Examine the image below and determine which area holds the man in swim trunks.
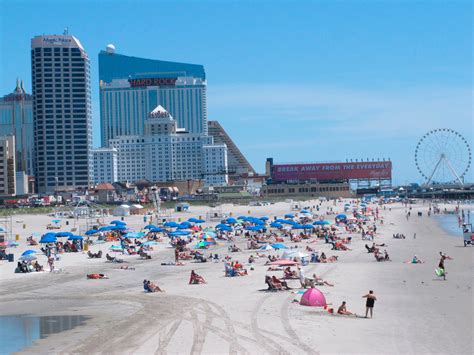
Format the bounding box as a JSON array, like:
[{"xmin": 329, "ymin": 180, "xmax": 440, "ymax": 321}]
[
  {"xmin": 337, "ymin": 301, "xmax": 353, "ymax": 315},
  {"xmin": 363, "ymin": 290, "xmax": 377, "ymax": 318}
]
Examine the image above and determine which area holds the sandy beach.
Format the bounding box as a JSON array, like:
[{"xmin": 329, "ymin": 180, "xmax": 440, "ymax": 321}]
[{"xmin": 0, "ymin": 199, "xmax": 472, "ymax": 355}]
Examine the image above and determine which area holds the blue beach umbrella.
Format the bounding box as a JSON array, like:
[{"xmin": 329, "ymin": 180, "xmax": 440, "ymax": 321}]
[
  {"xmin": 85, "ymin": 229, "xmax": 99, "ymax": 235},
  {"xmin": 188, "ymin": 218, "xmax": 205, "ymax": 224},
  {"xmin": 284, "ymin": 214, "xmax": 294, "ymax": 219},
  {"xmin": 149, "ymin": 227, "xmax": 166, "ymax": 233},
  {"xmin": 111, "ymin": 220, "xmax": 126, "ymax": 225},
  {"xmin": 164, "ymin": 221, "xmax": 180, "ymax": 228},
  {"xmin": 292, "ymin": 224, "xmax": 305, "ymax": 230},
  {"xmin": 21, "ymin": 250, "xmax": 37, "ymax": 256},
  {"xmin": 302, "ymin": 224, "xmax": 315, "ymax": 229},
  {"xmin": 52, "ymin": 219, "xmax": 61, "ymax": 224},
  {"xmin": 40, "ymin": 235, "xmax": 57, "ymax": 243},
  {"xmin": 144, "ymin": 224, "xmax": 157, "ymax": 230},
  {"xmin": 169, "ymin": 230, "xmax": 191, "ymax": 237},
  {"xmin": 226, "ymin": 217, "xmax": 238, "ymax": 224},
  {"xmin": 336, "ymin": 214, "xmax": 347, "ymax": 220},
  {"xmin": 260, "ymin": 216, "xmax": 269, "ymax": 221},
  {"xmin": 271, "ymin": 243, "xmax": 288, "ymax": 249},
  {"xmin": 270, "ymin": 222, "xmax": 283, "ymax": 229},
  {"xmin": 68, "ymin": 235, "xmax": 83, "ymax": 241},
  {"xmin": 313, "ymin": 220, "xmax": 331, "ymax": 225},
  {"xmin": 56, "ymin": 231, "xmax": 74, "ymax": 238}
]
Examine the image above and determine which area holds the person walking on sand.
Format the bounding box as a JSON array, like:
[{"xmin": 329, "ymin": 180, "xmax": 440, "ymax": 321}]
[
  {"xmin": 438, "ymin": 252, "xmax": 453, "ymax": 280},
  {"xmin": 363, "ymin": 290, "xmax": 377, "ymax": 318}
]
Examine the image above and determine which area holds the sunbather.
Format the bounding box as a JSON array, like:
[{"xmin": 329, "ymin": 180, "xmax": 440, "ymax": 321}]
[
  {"xmin": 337, "ymin": 301, "xmax": 354, "ymax": 315},
  {"xmin": 189, "ymin": 270, "xmax": 206, "ymax": 284},
  {"xmin": 312, "ymin": 273, "xmax": 334, "ymax": 287}
]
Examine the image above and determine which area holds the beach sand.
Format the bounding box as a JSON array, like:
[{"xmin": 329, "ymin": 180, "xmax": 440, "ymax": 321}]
[{"xmin": 0, "ymin": 200, "xmax": 472, "ymax": 354}]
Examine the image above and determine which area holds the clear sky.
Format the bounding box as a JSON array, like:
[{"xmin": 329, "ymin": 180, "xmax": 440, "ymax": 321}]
[{"xmin": 0, "ymin": 0, "xmax": 472, "ymax": 184}]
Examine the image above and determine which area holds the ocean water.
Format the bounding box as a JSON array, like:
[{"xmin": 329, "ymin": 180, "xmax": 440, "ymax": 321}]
[
  {"xmin": 435, "ymin": 210, "xmax": 473, "ymax": 237},
  {"xmin": 0, "ymin": 315, "xmax": 89, "ymax": 354}
]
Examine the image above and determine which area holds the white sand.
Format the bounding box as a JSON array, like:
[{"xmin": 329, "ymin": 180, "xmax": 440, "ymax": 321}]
[{"xmin": 0, "ymin": 200, "xmax": 472, "ymax": 354}]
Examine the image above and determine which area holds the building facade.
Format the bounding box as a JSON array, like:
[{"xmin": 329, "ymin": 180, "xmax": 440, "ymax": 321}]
[
  {"xmin": 261, "ymin": 182, "xmax": 352, "ymax": 199},
  {"xmin": 92, "ymin": 147, "xmax": 118, "ymax": 185},
  {"xmin": 0, "ymin": 80, "xmax": 34, "ymax": 175},
  {"xmin": 109, "ymin": 106, "xmax": 227, "ymax": 185},
  {"xmin": 31, "ymin": 35, "xmax": 93, "ymax": 194},
  {"xmin": 0, "ymin": 135, "xmax": 16, "ymax": 196},
  {"xmin": 99, "ymin": 46, "xmax": 207, "ymax": 146},
  {"xmin": 208, "ymin": 121, "xmax": 254, "ymax": 175}
]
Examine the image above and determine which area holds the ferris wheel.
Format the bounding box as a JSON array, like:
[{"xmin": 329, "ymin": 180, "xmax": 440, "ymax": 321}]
[{"xmin": 415, "ymin": 129, "xmax": 471, "ymax": 185}]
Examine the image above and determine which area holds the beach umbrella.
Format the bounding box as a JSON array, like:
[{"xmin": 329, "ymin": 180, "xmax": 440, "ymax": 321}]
[
  {"xmin": 336, "ymin": 214, "xmax": 347, "ymax": 220},
  {"xmin": 68, "ymin": 235, "xmax": 83, "ymax": 241},
  {"xmin": 270, "ymin": 222, "xmax": 283, "ymax": 229},
  {"xmin": 259, "ymin": 244, "xmax": 274, "ymax": 251},
  {"xmin": 302, "ymin": 224, "xmax": 315, "ymax": 229},
  {"xmin": 245, "ymin": 225, "xmax": 263, "ymax": 231},
  {"xmin": 56, "ymin": 231, "xmax": 74, "ymax": 238},
  {"xmin": 188, "ymin": 217, "xmax": 205, "ymax": 223},
  {"xmin": 247, "ymin": 217, "xmax": 264, "ymax": 225},
  {"xmin": 109, "ymin": 245, "xmax": 123, "ymax": 251},
  {"xmin": 313, "ymin": 220, "xmax": 331, "ymax": 225},
  {"xmin": 19, "ymin": 254, "xmax": 37, "ymax": 261},
  {"xmin": 110, "ymin": 220, "xmax": 126, "ymax": 225},
  {"xmin": 226, "ymin": 217, "xmax": 238, "ymax": 224},
  {"xmin": 144, "ymin": 224, "xmax": 157, "ymax": 230},
  {"xmin": 260, "ymin": 216, "xmax": 269, "ymax": 221},
  {"xmin": 164, "ymin": 221, "xmax": 180, "ymax": 228},
  {"xmin": 281, "ymin": 220, "xmax": 297, "ymax": 225},
  {"xmin": 271, "ymin": 243, "xmax": 288, "ymax": 249},
  {"xmin": 300, "ymin": 209, "xmax": 310, "ymax": 214},
  {"xmin": 124, "ymin": 232, "xmax": 145, "ymax": 238},
  {"xmin": 291, "ymin": 224, "xmax": 305, "ymax": 230},
  {"xmin": 169, "ymin": 230, "xmax": 191, "ymax": 237},
  {"xmin": 300, "ymin": 288, "xmax": 327, "ymax": 307},
  {"xmin": 21, "ymin": 250, "xmax": 37, "ymax": 256},
  {"xmin": 40, "ymin": 235, "xmax": 57, "ymax": 243},
  {"xmin": 179, "ymin": 221, "xmax": 192, "ymax": 228},
  {"xmin": 142, "ymin": 241, "xmax": 158, "ymax": 246},
  {"xmin": 201, "ymin": 231, "xmax": 217, "ymax": 238},
  {"xmin": 282, "ymin": 250, "xmax": 308, "ymax": 259},
  {"xmin": 275, "ymin": 219, "xmax": 287, "ymax": 223},
  {"xmin": 237, "ymin": 216, "xmax": 248, "ymax": 220},
  {"xmin": 149, "ymin": 227, "xmax": 166, "ymax": 233},
  {"xmin": 85, "ymin": 229, "xmax": 99, "ymax": 235},
  {"xmin": 52, "ymin": 219, "xmax": 61, "ymax": 224},
  {"xmin": 284, "ymin": 214, "xmax": 294, "ymax": 219},
  {"xmin": 195, "ymin": 241, "xmax": 212, "ymax": 249}
]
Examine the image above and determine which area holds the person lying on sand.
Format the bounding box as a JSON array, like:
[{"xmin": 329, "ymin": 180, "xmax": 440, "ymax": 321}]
[
  {"xmin": 87, "ymin": 274, "xmax": 108, "ymax": 279},
  {"xmin": 311, "ymin": 273, "xmax": 334, "ymax": 287},
  {"xmin": 284, "ymin": 267, "xmax": 298, "ymax": 279},
  {"xmin": 119, "ymin": 265, "xmax": 135, "ymax": 270}
]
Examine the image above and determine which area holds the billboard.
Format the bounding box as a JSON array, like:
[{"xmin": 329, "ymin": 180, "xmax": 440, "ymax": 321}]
[{"xmin": 271, "ymin": 161, "xmax": 392, "ymax": 182}]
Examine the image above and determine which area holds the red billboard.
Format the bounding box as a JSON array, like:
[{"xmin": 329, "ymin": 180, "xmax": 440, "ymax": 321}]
[{"xmin": 271, "ymin": 161, "xmax": 392, "ymax": 182}]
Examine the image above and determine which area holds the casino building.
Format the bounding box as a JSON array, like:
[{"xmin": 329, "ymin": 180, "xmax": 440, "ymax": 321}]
[{"xmin": 99, "ymin": 45, "xmax": 207, "ymax": 146}]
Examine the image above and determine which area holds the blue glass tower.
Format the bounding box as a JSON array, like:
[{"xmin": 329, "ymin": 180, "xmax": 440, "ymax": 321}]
[{"xmin": 99, "ymin": 46, "xmax": 208, "ymax": 146}]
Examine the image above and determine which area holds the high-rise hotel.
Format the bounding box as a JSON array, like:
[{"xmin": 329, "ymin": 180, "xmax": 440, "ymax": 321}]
[
  {"xmin": 99, "ymin": 45, "xmax": 207, "ymax": 146},
  {"xmin": 31, "ymin": 35, "xmax": 92, "ymax": 193}
]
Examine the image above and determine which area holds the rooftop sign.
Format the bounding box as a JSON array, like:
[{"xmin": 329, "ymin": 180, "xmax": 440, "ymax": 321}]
[{"xmin": 128, "ymin": 78, "xmax": 177, "ymax": 87}]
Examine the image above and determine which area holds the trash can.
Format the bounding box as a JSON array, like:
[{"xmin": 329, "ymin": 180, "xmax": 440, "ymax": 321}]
[
  {"xmin": 84, "ymin": 243, "xmax": 89, "ymax": 251},
  {"xmin": 8, "ymin": 253, "xmax": 14, "ymax": 262},
  {"xmin": 23, "ymin": 224, "xmax": 26, "ymax": 229},
  {"xmin": 16, "ymin": 234, "xmax": 20, "ymax": 241}
]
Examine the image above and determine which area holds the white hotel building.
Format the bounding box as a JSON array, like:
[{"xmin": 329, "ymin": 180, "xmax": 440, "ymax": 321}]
[
  {"xmin": 92, "ymin": 147, "xmax": 118, "ymax": 184},
  {"xmin": 107, "ymin": 106, "xmax": 227, "ymax": 186}
]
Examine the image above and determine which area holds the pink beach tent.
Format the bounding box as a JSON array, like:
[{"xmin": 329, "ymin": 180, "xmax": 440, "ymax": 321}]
[{"xmin": 300, "ymin": 288, "xmax": 327, "ymax": 307}]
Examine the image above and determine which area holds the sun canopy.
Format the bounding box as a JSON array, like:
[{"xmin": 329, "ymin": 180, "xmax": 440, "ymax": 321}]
[
  {"xmin": 270, "ymin": 222, "xmax": 283, "ymax": 229},
  {"xmin": 56, "ymin": 231, "xmax": 74, "ymax": 238},
  {"xmin": 300, "ymin": 288, "xmax": 327, "ymax": 307},
  {"xmin": 111, "ymin": 220, "xmax": 126, "ymax": 225},
  {"xmin": 164, "ymin": 221, "xmax": 180, "ymax": 228},
  {"xmin": 169, "ymin": 230, "xmax": 191, "ymax": 236},
  {"xmin": 259, "ymin": 244, "xmax": 274, "ymax": 251},
  {"xmin": 85, "ymin": 229, "xmax": 99, "ymax": 235},
  {"xmin": 284, "ymin": 214, "xmax": 294, "ymax": 218},
  {"xmin": 68, "ymin": 235, "xmax": 83, "ymax": 240},
  {"xmin": 144, "ymin": 224, "xmax": 157, "ymax": 230},
  {"xmin": 188, "ymin": 217, "xmax": 205, "ymax": 223},
  {"xmin": 21, "ymin": 250, "xmax": 37, "ymax": 256},
  {"xmin": 313, "ymin": 220, "xmax": 331, "ymax": 225},
  {"xmin": 245, "ymin": 225, "xmax": 264, "ymax": 231}
]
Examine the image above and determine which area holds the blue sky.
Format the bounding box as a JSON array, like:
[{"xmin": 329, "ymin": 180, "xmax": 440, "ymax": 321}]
[{"xmin": 0, "ymin": 0, "xmax": 472, "ymax": 184}]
